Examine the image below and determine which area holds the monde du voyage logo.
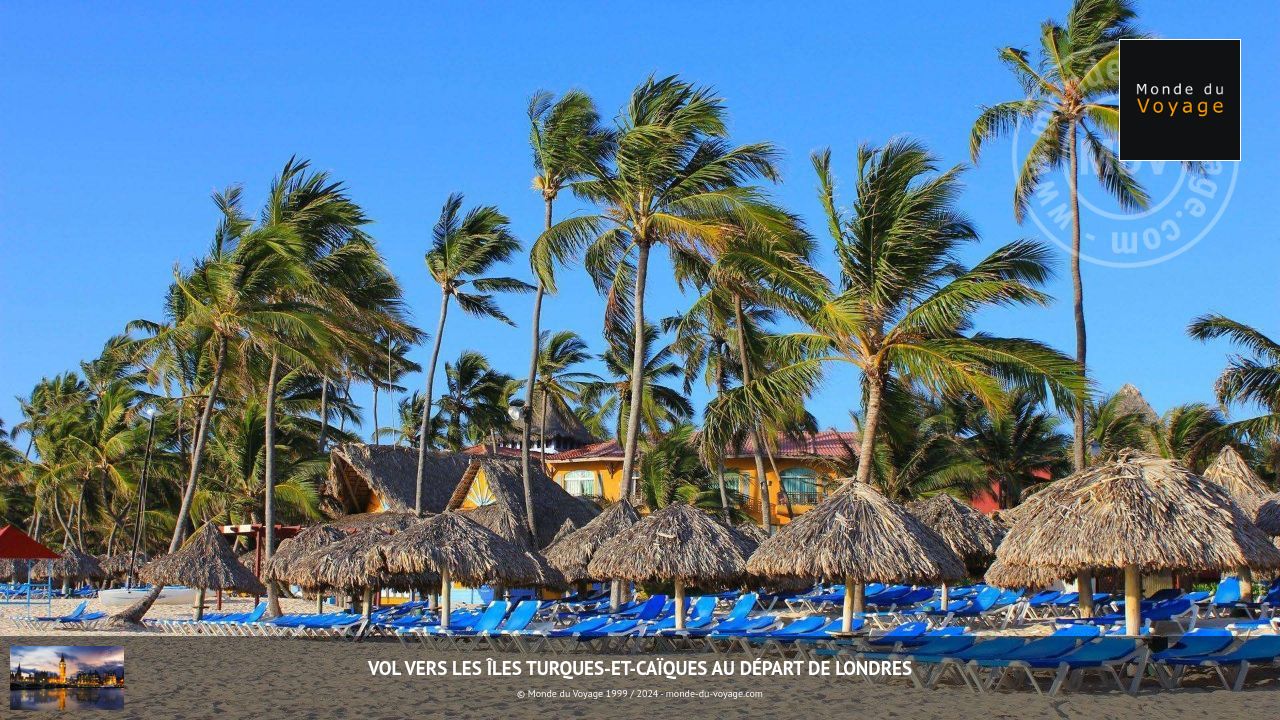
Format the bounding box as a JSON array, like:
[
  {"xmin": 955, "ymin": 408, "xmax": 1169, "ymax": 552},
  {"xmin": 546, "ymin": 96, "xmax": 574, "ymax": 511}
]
[{"xmin": 1120, "ymin": 39, "xmax": 1241, "ymax": 162}]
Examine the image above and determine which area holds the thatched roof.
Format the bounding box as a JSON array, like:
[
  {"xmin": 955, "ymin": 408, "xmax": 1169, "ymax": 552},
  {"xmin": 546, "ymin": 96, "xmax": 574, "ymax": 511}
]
[
  {"xmin": 100, "ymin": 553, "xmax": 148, "ymax": 580},
  {"xmin": 466, "ymin": 457, "xmax": 599, "ymax": 548},
  {"xmin": 367, "ymin": 511, "xmax": 540, "ymax": 587},
  {"xmin": 31, "ymin": 548, "xmax": 106, "ymax": 581},
  {"xmin": 1114, "ymin": 383, "xmax": 1159, "ymax": 424},
  {"xmin": 543, "ymin": 500, "xmax": 640, "ymax": 583},
  {"xmin": 323, "ymin": 446, "xmax": 598, "ymax": 549},
  {"xmin": 262, "ymin": 524, "xmax": 347, "ymax": 584},
  {"xmin": 587, "ymin": 503, "xmax": 751, "ymax": 586},
  {"xmin": 288, "ymin": 528, "xmax": 438, "ymax": 593},
  {"xmin": 907, "ymin": 494, "xmax": 1004, "ymax": 563},
  {"xmin": 992, "ymin": 451, "xmax": 1280, "ymax": 580},
  {"xmin": 139, "ymin": 523, "xmax": 266, "ymax": 593},
  {"xmin": 329, "ymin": 511, "xmax": 419, "ymax": 532},
  {"xmin": 747, "ymin": 481, "xmax": 966, "ymax": 584},
  {"xmin": 984, "ymin": 557, "xmax": 1072, "ymax": 589},
  {"xmin": 1256, "ymin": 494, "xmax": 1280, "ymax": 536},
  {"xmin": 1203, "ymin": 445, "xmax": 1270, "ymax": 517},
  {"xmin": 504, "ymin": 390, "xmax": 597, "ymax": 445},
  {"xmin": 324, "ymin": 444, "xmax": 473, "ymax": 515},
  {"xmin": 550, "ymin": 518, "xmax": 580, "ymax": 544}
]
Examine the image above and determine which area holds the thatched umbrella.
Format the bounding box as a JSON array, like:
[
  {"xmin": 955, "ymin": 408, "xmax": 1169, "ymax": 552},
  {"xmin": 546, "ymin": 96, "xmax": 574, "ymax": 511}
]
[
  {"xmin": 588, "ymin": 503, "xmax": 751, "ymax": 630},
  {"xmin": 366, "ymin": 511, "xmax": 539, "ymax": 628},
  {"xmin": 32, "ymin": 548, "xmax": 106, "ymax": 587},
  {"xmin": 263, "ymin": 523, "xmax": 347, "ymax": 612},
  {"xmin": 1203, "ymin": 445, "xmax": 1273, "ymax": 599},
  {"xmin": 288, "ymin": 528, "xmax": 438, "ymax": 620},
  {"xmin": 1257, "ymin": 494, "xmax": 1280, "ymax": 537},
  {"xmin": 549, "ymin": 518, "xmax": 580, "ymax": 545},
  {"xmin": 748, "ymin": 481, "xmax": 965, "ymax": 632},
  {"xmin": 908, "ymin": 493, "xmax": 1005, "ymax": 607},
  {"xmin": 329, "ymin": 512, "xmax": 419, "ymax": 532},
  {"xmin": 100, "ymin": 552, "xmax": 149, "ymax": 582},
  {"xmin": 140, "ymin": 523, "xmax": 266, "ymax": 620},
  {"xmin": 990, "ymin": 451, "xmax": 1280, "ymax": 635},
  {"xmin": 543, "ymin": 500, "xmax": 640, "ymax": 584}
]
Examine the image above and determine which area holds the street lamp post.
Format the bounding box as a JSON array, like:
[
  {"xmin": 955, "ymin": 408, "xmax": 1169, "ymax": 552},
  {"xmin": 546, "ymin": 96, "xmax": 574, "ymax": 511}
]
[{"xmin": 125, "ymin": 406, "xmax": 158, "ymax": 590}]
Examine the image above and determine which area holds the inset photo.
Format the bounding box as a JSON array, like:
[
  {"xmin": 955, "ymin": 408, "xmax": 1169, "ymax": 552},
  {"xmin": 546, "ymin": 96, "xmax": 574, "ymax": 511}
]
[{"xmin": 9, "ymin": 646, "xmax": 124, "ymax": 711}]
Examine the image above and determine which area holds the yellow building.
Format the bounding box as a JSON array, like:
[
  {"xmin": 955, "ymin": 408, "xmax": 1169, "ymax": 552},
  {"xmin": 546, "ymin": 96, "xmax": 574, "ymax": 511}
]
[{"xmin": 546, "ymin": 431, "xmax": 857, "ymax": 526}]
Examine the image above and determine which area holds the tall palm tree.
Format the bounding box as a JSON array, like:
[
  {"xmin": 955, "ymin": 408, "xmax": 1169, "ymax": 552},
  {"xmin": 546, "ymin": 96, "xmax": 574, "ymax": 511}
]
[
  {"xmin": 1188, "ymin": 314, "xmax": 1280, "ymax": 440},
  {"xmin": 1084, "ymin": 390, "xmax": 1151, "ymax": 460},
  {"xmin": 971, "ymin": 0, "xmax": 1146, "ymax": 471},
  {"xmin": 415, "ymin": 194, "xmax": 531, "ymax": 513},
  {"xmin": 357, "ymin": 334, "xmax": 419, "ymax": 446},
  {"xmin": 1144, "ymin": 402, "xmax": 1228, "ymax": 472},
  {"xmin": 521, "ymin": 90, "xmax": 612, "ymax": 537},
  {"xmin": 535, "ymin": 75, "xmax": 786, "ymax": 500},
  {"xmin": 435, "ymin": 350, "xmax": 512, "ymax": 451},
  {"xmin": 708, "ymin": 140, "xmax": 1085, "ymax": 502}
]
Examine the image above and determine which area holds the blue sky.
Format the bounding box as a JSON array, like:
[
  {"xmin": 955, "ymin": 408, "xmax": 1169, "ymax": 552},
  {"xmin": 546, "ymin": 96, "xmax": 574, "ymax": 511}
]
[{"xmin": 2, "ymin": 1, "xmax": 1277, "ymax": 439}]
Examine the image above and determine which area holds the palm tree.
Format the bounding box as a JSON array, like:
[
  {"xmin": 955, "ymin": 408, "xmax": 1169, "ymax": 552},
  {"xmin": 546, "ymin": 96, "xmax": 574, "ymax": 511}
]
[
  {"xmin": 1188, "ymin": 314, "xmax": 1280, "ymax": 441},
  {"xmin": 971, "ymin": 0, "xmax": 1146, "ymax": 471},
  {"xmin": 435, "ymin": 350, "xmax": 512, "ymax": 451},
  {"xmin": 414, "ymin": 194, "xmax": 532, "ymax": 514},
  {"xmin": 708, "ymin": 140, "xmax": 1086, "ymax": 500},
  {"xmin": 530, "ymin": 330, "xmax": 599, "ymax": 455},
  {"xmin": 578, "ymin": 322, "xmax": 693, "ymax": 452},
  {"xmin": 357, "ymin": 333, "xmax": 419, "ymax": 446},
  {"xmin": 1144, "ymin": 402, "xmax": 1228, "ymax": 471},
  {"xmin": 952, "ymin": 389, "xmax": 1071, "ymax": 507},
  {"xmin": 1084, "ymin": 390, "xmax": 1152, "ymax": 460},
  {"xmin": 520, "ymin": 90, "xmax": 613, "ymax": 537},
  {"xmin": 535, "ymin": 75, "xmax": 786, "ymax": 500}
]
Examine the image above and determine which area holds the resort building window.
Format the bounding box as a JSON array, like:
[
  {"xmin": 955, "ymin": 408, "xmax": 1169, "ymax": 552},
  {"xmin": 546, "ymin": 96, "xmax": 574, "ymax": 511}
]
[
  {"xmin": 563, "ymin": 470, "xmax": 598, "ymax": 498},
  {"xmin": 780, "ymin": 468, "xmax": 821, "ymax": 504}
]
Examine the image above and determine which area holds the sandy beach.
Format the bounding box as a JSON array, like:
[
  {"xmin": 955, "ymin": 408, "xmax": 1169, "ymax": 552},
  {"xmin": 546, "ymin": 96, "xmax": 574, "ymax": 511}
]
[{"xmin": 3, "ymin": 598, "xmax": 1275, "ymax": 719}]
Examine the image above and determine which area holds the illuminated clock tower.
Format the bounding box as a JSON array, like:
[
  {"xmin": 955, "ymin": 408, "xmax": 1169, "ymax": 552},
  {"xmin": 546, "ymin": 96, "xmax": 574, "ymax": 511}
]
[{"xmin": 58, "ymin": 654, "xmax": 67, "ymax": 684}]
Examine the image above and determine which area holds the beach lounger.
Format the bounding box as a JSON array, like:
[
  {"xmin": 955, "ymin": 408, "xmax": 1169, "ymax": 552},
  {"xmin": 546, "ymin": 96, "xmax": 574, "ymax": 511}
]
[
  {"xmin": 917, "ymin": 636, "xmax": 1028, "ymax": 690},
  {"xmin": 417, "ymin": 601, "xmax": 510, "ymax": 647},
  {"xmin": 506, "ymin": 616, "xmax": 610, "ymax": 654},
  {"xmin": 709, "ymin": 616, "xmax": 822, "ymax": 655},
  {"xmin": 1201, "ymin": 577, "xmax": 1242, "ymax": 616},
  {"xmin": 1058, "ymin": 597, "xmax": 1197, "ymax": 633},
  {"xmin": 452, "ymin": 600, "xmax": 541, "ymax": 650},
  {"xmin": 1158, "ymin": 635, "xmax": 1280, "ymax": 691},
  {"xmin": 1134, "ymin": 628, "xmax": 1234, "ymax": 690},
  {"xmin": 963, "ymin": 626, "xmax": 1100, "ymax": 690},
  {"xmin": 994, "ymin": 638, "xmax": 1144, "ymax": 695}
]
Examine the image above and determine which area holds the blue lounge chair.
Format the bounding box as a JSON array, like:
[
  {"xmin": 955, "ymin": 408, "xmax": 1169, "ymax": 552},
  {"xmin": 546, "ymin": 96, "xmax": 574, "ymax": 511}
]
[
  {"xmin": 918, "ymin": 636, "xmax": 1029, "ymax": 689},
  {"xmin": 1058, "ymin": 597, "xmax": 1197, "ymax": 633},
  {"xmin": 508, "ymin": 616, "xmax": 610, "ymax": 653},
  {"xmin": 1136, "ymin": 628, "xmax": 1234, "ymax": 690},
  {"xmin": 418, "ymin": 601, "xmax": 510, "ymax": 646},
  {"xmin": 455, "ymin": 600, "xmax": 541, "ymax": 650},
  {"xmin": 717, "ymin": 615, "xmax": 824, "ymax": 654},
  {"xmin": 998, "ymin": 638, "xmax": 1144, "ymax": 695},
  {"xmin": 1202, "ymin": 577, "xmax": 1242, "ymax": 616},
  {"xmin": 1159, "ymin": 635, "xmax": 1280, "ymax": 691},
  {"xmin": 964, "ymin": 625, "xmax": 1100, "ymax": 690}
]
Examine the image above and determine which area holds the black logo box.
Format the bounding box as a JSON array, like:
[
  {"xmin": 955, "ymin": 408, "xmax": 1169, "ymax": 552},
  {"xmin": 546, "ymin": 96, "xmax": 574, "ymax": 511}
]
[{"xmin": 1119, "ymin": 39, "xmax": 1240, "ymax": 162}]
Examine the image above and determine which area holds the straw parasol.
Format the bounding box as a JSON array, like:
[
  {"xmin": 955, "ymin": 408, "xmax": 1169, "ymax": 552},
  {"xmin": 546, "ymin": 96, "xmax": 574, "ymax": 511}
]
[
  {"xmin": 1257, "ymin": 494, "xmax": 1280, "ymax": 537},
  {"xmin": 588, "ymin": 503, "xmax": 752, "ymax": 630},
  {"xmin": 748, "ymin": 481, "xmax": 965, "ymax": 632},
  {"xmin": 366, "ymin": 511, "xmax": 540, "ymax": 628},
  {"xmin": 32, "ymin": 548, "xmax": 106, "ymax": 583},
  {"xmin": 329, "ymin": 511, "xmax": 419, "ymax": 532},
  {"xmin": 989, "ymin": 450, "xmax": 1280, "ymax": 635},
  {"xmin": 262, "ymin": 524, "xmax": 347, "ymax": 585},
  {"xmin": 549, "ymin": 518, "xmax": 580, "ymax": 545},
  {"xmin": 542, "ymin": 500, "xmax": 640, "ymax": 584},
  {"xmin": 289, "ymin": 528, "xmax": 439, "ymax": 619},
  {"xmin": 1203, "ymin": 446, "xmax": 1270, "ymax": 517},
  {"xmin": 908, "ymin": 493, "xmax": 1005, "ymax": 607},
  {"xmin": 101, "ymin": 552, "xmax": 149, "ymax": 581},
  {"xmin": 140, "ymin": 523, "xmax": 266, "ymax": 620}
]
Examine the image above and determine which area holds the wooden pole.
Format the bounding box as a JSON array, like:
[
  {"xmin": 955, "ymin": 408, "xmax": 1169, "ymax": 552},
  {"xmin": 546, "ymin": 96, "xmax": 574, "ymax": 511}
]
[
  {"xmin": 316, "ymin": 593, "xmax": 325, "ymax": 614},
  {"xmin": 1077, "ymin": 569, "xmax": 1095, "ymax": 618},
  {"xmin": 674, "ymin": 580, "xmax": 686, "ymax": 630},
  {"xmin": 1239, "ymin": 567, "xmax": 1253, "ymax": 602},
  {"xmin": 940, "ymin": 582, "xmax": 950, "ymax": 610},
  {"xmin": 610, "ymin": 578, "xmax": 621, "ymax": 611},
  {"xmin": 852, "ymin": 582, "xmax": 865, "ymax": 614},
  {"xmin": 194, "ymin": 587, "xmax": 206, "ymax": 621},
  {"xmin": 440, "ymin": 567, "xmax": 452, "ymax": 629},
  {"xmin": 216, "ymin": 588, "xmax": 222, "ymax": 611},
  {"xmin": 841, "ymin": 573, "xmax": 855, "ymax": 632},
  {"xmin": 1124, "ymin": 564, "xmax": 1141, "ymax": 637},
  {"xmin": 362, "ymin": 587, "xmax": 374, "ymax": 620}
]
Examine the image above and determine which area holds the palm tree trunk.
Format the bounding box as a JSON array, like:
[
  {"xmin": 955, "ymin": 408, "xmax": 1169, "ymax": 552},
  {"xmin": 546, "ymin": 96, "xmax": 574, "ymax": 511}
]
[
  {"xmin": 317, "ymin": 376, "xmax": 329, "ymax": 450},
  {"xmin": 733, "ymin": 297, "xmax": 773, "ymax": 531},
  {"xmin": 618, "ymin": 242, "xmax": 651, "ymax": 502},
  {"xmin": 263, "ymin": 351, "xmax": 283, "ymax": 618},
  {"xmin": 371, "ymin": 383, "xmax": 379, "ymax": 446},
  {"xmin": 171, "ymin": 338, "xmax": 228, "ymax": 551},
  {"xmin": 1068, "ymin": 123, "xmax": 1087, "ymax": 473},
  {"xmin": 855, "ymin": 372, "xmax": 884, "ymax": 486},
  {"xmin": 519, "ymin": 197, "xmax": 553, "ymax": 541},
  {"xmin": 110, "ymin": 339, "xmax": 228, "ymax": 627},
  {"xmin": 716, "ymin": 462, "xmax": 730, "ymax": 523},
  {"xmin": 764, "ymin": 444, "xmax": 794, "ymax": 525},
  {"xmin": 415, "ymin": 291, "xmax": 450, "ymax": 515}
]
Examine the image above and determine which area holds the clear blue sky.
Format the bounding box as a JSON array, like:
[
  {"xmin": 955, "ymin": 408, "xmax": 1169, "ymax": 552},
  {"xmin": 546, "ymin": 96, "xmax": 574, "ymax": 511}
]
[{"xmin": 2, "ymin": 1, "xmax": 1277, "ymax": 439}]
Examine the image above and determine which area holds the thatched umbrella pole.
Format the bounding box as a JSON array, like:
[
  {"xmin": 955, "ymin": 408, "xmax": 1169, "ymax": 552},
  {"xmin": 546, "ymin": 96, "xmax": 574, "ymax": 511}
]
[
  {"xmin": 842, "ymin": 574, "xmax": 856, "ymax": 629},
  {"xmin": 1077, "ymin": 569, "xmax": 1095, "ymax": 618},
  {"xmin": 1123, "ymin": 564, "xmax": 1141, "ymax": 636},
  {"xmin": 440, "ymin": 568, "xmax": 452, "ymax": 628},
  {"xmin": 1204, "ymin": 446, "xmax": 1270, "ymax": 602},
  {"xmin": 673, "ymin": 579, "xmax": 686, "ymax": 630},
  {"xmin": 194, "ymin": 588, "xmax": 207, "ymax": 621}
]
